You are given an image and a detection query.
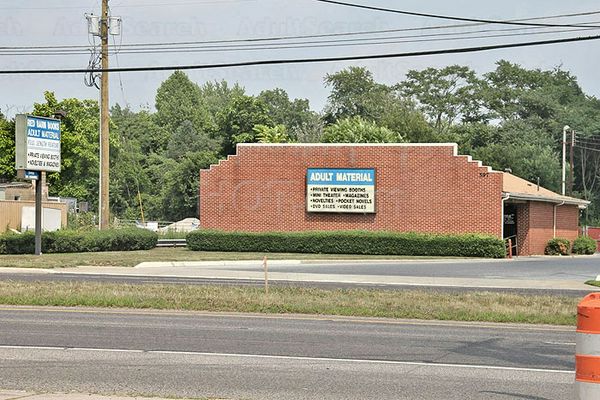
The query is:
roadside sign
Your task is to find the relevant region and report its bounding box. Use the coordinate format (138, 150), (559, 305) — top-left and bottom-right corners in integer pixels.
(16, 170), (40, 180)
(15, 114), (61, 173)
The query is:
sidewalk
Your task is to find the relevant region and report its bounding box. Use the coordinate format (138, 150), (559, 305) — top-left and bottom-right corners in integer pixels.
(0, 391), (209, 400)
(0, 259), (593, 291)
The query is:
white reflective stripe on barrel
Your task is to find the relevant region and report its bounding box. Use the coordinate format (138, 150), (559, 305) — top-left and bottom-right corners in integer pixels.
(577, 332), (600, 356)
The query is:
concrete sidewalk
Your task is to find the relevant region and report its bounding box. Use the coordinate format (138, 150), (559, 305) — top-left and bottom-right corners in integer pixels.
(0, 391), (209, 400)
(0, 259), (593, 291)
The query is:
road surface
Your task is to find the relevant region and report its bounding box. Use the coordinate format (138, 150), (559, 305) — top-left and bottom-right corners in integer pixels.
(0, 306), (575, 399)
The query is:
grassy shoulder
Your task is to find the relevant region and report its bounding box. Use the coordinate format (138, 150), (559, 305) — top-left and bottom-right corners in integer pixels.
(0, 281), (577, 325)
(0, 247), (456, 269)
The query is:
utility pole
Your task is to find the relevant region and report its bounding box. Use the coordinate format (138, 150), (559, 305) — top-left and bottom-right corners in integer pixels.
(99, 0), (110, 229)
(569, 130), (575, 196)
(562, 125), (570, 196)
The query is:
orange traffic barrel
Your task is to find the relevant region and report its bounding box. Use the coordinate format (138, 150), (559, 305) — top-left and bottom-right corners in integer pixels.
(577, 293), (600, 398)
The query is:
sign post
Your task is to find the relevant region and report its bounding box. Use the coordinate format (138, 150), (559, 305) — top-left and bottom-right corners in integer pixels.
(15, 115), (62, 255)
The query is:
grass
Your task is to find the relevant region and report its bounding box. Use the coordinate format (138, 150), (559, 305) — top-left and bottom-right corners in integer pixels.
(0, 247), (452, 269)
(0, 281), (577, 325)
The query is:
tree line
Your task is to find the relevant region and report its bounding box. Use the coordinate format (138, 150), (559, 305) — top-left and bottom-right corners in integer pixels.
(1, 60), (600, 224)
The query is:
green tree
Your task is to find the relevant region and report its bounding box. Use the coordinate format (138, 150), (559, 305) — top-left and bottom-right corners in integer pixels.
(155, 71), (212, 136)
(112, 105), (170, 155)
(482, 60), (584, 121)
(0, 112), (15, 181)
(33, 92), (101, 202)
(199, 80), (246, 119)
(292, 112), (325, 143)
(258, 88), (314, 133)
(254, 124), (293, 143)
(161, 151), (219, 221)
(399, 65), (484, 134)
(216, 94), (272, 154)
(322, 116), (403, 143)
(167, 120), (220, 160)
(323, 66), (390, 123)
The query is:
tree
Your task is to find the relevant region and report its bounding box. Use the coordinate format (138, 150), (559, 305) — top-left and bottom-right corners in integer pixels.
(0, 112), (15, 181)
(254, 124), (293, 143)
(155, 71), (212, 136)
(377, 94), (435, 143)
(399, 65), (484, 134)
(292, 112), (325, 143)
(112, 105), (170, 155)
(33, 92), (101, 202)
(216, 94), (272, 154)
(161, 151), (219, 221)
(199, 80), (245, 119)
(482, 60), (584, 121)
(323, 66), (390, 123)
(258, 88), (314, 133)
(167, 120), (220, 160)
(322, 116), (404, 143)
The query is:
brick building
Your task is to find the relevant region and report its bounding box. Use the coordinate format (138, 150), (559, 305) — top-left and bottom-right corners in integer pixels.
(199, 143), (589, 255)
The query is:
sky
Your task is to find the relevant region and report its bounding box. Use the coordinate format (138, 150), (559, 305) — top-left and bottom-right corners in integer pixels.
(2, 0), (600, 118)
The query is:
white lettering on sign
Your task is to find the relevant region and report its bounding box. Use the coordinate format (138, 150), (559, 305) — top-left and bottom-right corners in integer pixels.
(306, 168), (376, 214)
(23, 116), (61, 172)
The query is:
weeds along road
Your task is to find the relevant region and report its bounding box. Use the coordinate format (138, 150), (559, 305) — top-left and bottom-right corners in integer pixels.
(0, 306), (574, 400)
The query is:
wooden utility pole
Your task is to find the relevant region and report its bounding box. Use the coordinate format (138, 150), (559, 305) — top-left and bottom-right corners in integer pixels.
(100, 0), (110, 229)
(569, 130), (575, 196)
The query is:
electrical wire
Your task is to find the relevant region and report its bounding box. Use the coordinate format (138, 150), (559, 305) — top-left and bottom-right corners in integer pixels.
(315, 0), (600, 29)
(577, 145), (600, 152)
(3, 25), (600, 57)
(3, 10), (600, 51)
(2, 33), (600, 75)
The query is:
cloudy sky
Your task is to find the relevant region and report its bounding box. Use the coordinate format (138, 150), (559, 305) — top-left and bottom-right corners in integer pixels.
(2, 0), (600, 117)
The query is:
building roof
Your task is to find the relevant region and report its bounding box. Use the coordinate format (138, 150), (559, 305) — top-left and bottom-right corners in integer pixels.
(502, 172), (590, 208)
(0, 182), (31, 189)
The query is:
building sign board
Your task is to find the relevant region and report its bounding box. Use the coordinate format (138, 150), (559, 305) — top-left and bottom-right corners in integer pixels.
(306, 168), (376, 213)
(15, 115), (61, 172)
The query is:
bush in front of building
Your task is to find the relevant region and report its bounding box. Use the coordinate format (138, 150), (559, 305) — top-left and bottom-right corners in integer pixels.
(572, 236), (597, 255)
(186, 230), (506, 258)
(544, 238), (571, 255)
(0, 228), (158, 254)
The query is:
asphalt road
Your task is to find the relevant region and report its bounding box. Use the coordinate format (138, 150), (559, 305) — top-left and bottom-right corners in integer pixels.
(241, 256), (600, 281)
(0, 271), (591, 297)
(0, 307), (575, 399)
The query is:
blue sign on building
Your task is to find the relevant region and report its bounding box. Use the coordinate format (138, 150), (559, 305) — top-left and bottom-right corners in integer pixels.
(306, 168), (376, 213)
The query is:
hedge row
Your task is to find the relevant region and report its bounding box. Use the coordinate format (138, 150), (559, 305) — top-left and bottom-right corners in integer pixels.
(186, 230), (506, 258)
(0, 228), (158, 254)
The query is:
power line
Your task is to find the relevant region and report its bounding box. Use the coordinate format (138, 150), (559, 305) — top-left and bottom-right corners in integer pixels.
(315, 0), (600, 29)
(3, 10), (600, 51)
(578, 145), (600, 153)
(3, 25), (600, 57)
(2, 34), (600, 75)
(0, 0), (256, 10)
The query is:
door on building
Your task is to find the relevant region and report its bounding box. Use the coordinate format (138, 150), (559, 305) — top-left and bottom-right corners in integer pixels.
(503, 204), (518, 255)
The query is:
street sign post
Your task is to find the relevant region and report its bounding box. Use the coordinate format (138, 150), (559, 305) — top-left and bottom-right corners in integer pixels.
(15, 115), (62, 255)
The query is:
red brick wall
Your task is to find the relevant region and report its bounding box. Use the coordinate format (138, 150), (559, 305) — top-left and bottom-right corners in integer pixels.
(199, 144), (504, 237)
(517, 202), (580, 255)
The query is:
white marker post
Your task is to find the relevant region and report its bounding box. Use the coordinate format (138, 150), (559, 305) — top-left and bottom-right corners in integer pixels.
(263, 256), (269, 295)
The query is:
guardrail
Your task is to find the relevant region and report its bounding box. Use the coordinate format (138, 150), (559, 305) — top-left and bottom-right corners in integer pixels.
(156, 239), (187, 247)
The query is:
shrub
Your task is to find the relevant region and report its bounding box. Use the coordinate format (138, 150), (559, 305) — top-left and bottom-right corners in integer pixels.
(572, 236), (597, 255)
(0, 228), (158, 254)
(544, 238), (571, 255)
(186, 230), (506, 258)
